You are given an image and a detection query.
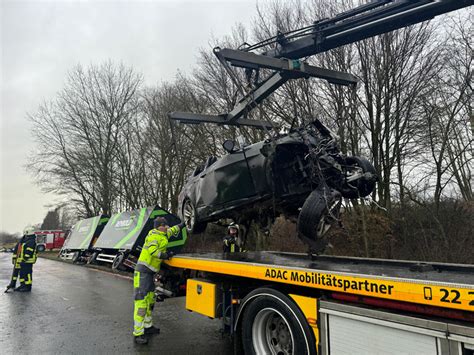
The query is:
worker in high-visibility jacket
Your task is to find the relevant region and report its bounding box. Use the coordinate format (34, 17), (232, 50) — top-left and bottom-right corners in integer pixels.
(223, 223), (243, 253)
(6, 227), (37, 293)
(133, 217), (185, 345)
(5, 236), (23, 292)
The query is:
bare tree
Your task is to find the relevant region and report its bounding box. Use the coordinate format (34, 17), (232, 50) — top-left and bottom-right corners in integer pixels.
(29, 61), (142, 217)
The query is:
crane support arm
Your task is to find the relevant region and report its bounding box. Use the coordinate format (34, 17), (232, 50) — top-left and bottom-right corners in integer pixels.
(263, 0), (474, 59)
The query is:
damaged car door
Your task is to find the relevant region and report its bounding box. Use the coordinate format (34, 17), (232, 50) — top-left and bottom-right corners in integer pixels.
(196, 141), (267, 218)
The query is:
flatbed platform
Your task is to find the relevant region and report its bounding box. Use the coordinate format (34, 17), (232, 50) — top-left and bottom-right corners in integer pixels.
(166, 251), (474, 312)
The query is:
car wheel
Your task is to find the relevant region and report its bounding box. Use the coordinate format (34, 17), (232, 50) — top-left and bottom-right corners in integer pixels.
(241, 288), (316, 355)
(341, 156), (376, 198)
(297, 188), (341, 253)
(36, 245), (46, 252)
(182, 199), (207, 234)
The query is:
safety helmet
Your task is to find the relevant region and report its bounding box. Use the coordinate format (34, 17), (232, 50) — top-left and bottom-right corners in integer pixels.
(228, 223), (239, 234)
(154, 217), (168, 228)
(23, 226), (35, 236)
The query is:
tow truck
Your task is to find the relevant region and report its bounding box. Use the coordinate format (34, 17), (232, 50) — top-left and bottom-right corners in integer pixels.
(162, 252), (474, 354)
(162, 1), (473, 354)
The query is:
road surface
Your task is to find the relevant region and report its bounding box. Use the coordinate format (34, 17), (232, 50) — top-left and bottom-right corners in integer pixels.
(0, 253), (232, 354)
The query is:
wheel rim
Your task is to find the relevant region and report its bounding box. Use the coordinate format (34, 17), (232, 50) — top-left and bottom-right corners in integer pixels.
(183, 200), (195, 230)
(112, 254), (123, 269)
(316, 198), (340, 238)
(252, 308), (294, 355)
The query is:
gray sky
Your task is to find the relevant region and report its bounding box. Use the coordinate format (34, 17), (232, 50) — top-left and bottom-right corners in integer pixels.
(0, 0), (259, 234)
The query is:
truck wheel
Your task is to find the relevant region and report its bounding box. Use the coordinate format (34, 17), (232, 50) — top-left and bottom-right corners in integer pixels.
(37, 245), (46, 252)
(241, 288), (316, 355)
(72, 251), (81, 264)
(297, 188), (341, 253)
(341, 156), (376, 198)
(112, 253), (126, 271)
(182, 199), (207, 234)
(87, 252), (99, 265)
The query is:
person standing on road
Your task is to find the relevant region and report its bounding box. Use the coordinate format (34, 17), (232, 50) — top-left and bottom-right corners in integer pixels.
(133, 217), (185, 345)
(5, 227), (37, 293)
(5, 235), (23, 292)
(223, 223), (243, 253)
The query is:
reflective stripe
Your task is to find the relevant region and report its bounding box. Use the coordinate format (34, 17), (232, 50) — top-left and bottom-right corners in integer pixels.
(114, 208), (147, 248)
(26, 247), (34, 252)
(136, 261), (158, 272)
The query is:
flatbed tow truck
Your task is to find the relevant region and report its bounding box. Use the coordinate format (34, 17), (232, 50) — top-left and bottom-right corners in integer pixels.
(163, 252), (474, 354)
(162, 1), (474, 353)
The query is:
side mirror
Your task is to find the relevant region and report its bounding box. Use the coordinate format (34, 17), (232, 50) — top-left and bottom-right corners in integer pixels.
(223, 140), (236, 153)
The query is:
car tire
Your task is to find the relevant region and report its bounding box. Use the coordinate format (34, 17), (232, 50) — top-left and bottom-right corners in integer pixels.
(241, 288), (316, 355)
(297, 188), (341, 253)
(182, 199), (207, 234)
(341, 156), (376, 198)
(36, 245), (46, 252)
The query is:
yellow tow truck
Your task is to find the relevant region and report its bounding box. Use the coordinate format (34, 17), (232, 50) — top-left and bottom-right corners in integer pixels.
(163, 251), (474, 354)
(163, 0), (474, 353)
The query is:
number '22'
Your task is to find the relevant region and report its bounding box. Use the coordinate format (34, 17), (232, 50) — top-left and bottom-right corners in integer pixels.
(440, 289), (461, 304)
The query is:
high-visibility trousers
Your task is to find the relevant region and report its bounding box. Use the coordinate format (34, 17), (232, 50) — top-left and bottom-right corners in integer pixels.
(133, 270), (156, 336)
(19, 263), (33, 287)
(9, 265), (21, 287)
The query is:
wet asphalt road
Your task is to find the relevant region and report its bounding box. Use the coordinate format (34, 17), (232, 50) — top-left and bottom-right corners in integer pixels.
(0, 253), (232, 354)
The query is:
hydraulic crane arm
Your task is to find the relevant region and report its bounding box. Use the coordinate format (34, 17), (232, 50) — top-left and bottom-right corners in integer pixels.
(170, 0), (473, 129)
(170, 49), (357, 129)
(263, 0), (474, 59)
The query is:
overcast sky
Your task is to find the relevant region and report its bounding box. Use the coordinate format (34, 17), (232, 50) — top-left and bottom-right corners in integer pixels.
(0, 0), (259, 234)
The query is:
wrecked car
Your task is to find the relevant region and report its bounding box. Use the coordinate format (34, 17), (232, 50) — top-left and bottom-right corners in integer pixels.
(178, 119), (376, 252)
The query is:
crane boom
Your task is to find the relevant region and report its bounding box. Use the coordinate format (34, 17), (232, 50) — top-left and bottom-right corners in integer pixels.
(170, 0), (473, 128)
(263, 0), (473, 59)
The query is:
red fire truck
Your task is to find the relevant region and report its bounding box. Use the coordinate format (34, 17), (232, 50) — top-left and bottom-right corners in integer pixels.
(35, 230), (67, 251)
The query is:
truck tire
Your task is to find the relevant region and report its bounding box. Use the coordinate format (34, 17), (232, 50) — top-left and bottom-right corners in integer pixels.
(241, 288), (316, 355)
(297, 188), (341, 253)
(87, 252), (99, 265)
(182, 199), (207, 234)
(341, 156), (376, 199)
(36, 244), (46, 252)
(112, 253), (126, 271)
(72, 251), (81, 264)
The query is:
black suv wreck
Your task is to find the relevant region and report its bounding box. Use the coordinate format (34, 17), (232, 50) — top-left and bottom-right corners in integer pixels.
(178, 119), (376, 252)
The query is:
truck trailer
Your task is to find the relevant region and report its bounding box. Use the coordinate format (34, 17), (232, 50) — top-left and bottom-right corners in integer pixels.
(161, 252), (474, 354)
(92, 205), (187, 270)
(59, 215), (109, 263)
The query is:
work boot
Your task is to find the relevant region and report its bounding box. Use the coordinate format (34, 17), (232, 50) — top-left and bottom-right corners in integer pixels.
(134, 335), (148, 345)
(5, 284), (15, 293)
(14, 285), (32, 292)
(144, 326), (160, 335)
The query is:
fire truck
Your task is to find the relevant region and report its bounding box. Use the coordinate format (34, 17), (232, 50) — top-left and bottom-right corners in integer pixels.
(35, 230), (67, 251)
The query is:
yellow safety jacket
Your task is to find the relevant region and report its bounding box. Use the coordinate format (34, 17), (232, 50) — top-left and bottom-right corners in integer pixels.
(136, 225), (180, 272)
